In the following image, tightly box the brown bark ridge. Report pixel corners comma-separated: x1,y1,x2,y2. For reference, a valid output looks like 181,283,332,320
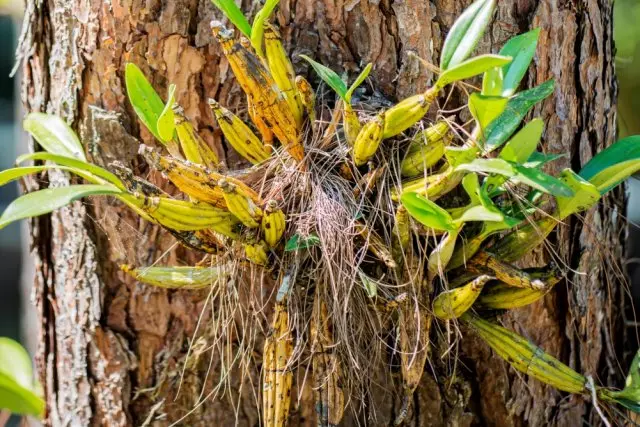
16,0,627,425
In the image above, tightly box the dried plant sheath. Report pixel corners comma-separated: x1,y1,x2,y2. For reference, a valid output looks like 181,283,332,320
263,302,294,426
211,21,304,161
311,297,345,427
121,264,231,289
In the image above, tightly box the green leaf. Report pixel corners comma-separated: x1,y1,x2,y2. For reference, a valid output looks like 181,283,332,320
578,135,640,194
437,54,512,88
512,164,574,197
156,84,176,143
454,205,503,224
125,63,166,143
0,337,44,417
428,228,459,279
482,79,555,152
0,165,116,189
461,173,481,204
555,169,600,219
0,167,50,186
444,145,479,167
524,151,566,168
440,0,497,70
210,0,252,37
401,192,456,231
23,113,86,160
483,29,540,97
358,270,378,298
482,213,523,235
456,158,515,176
481,175,506,197
612,397,640,414
284,232,321,252
608,349,640,413
499,118,544,163
15,152,126,190
0,184,121,230
477,179,500,210
251,0,280,57
468,93,509,130
482,67,503,97
622,348,640,393
345,63,372,104
300,55,348,100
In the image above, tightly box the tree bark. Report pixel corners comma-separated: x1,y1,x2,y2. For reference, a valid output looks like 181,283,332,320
16,0,627,425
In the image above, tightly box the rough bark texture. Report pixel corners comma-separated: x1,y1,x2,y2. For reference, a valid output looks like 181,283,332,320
17,0,628,425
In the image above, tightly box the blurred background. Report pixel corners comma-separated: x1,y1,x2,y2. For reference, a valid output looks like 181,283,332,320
0,0,639,408
0,4,27,348
615,1,640,299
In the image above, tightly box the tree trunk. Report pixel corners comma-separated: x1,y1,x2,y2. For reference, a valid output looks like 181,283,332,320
16,0,628,425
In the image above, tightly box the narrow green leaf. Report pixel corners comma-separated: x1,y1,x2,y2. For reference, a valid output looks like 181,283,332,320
427,228,459,279
0,338,37,396
578,135,640,194
210,0,252,37
482,67,503,97
0,164,120,190
0,167,50,186
23,113,86,160
0,373,44,418
468,93,509,130
0,184,121,230
300,55,348,100
456,158,515,176
0,338,44,417
555,169,600,219
497,29,540,96
284,232,321,251
345,63,372,103
156,84,176,143
358,270,378,298
461,173,481,204
624,348,640,391
607,349,640,413
524,151,566,168
482,79,555,152
481,174,506,197
437,54,512,88
444,145,479,167
482,213,523,235
251,0,280,57
125,63,166,143
454,205,503,224
499,118,544,163
477,179,500,211
612,397,640,414
0,165,112,190
401,192,456,231
483,29,540,97
512,164,574,197
15,152,126,190
440,0,497,70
